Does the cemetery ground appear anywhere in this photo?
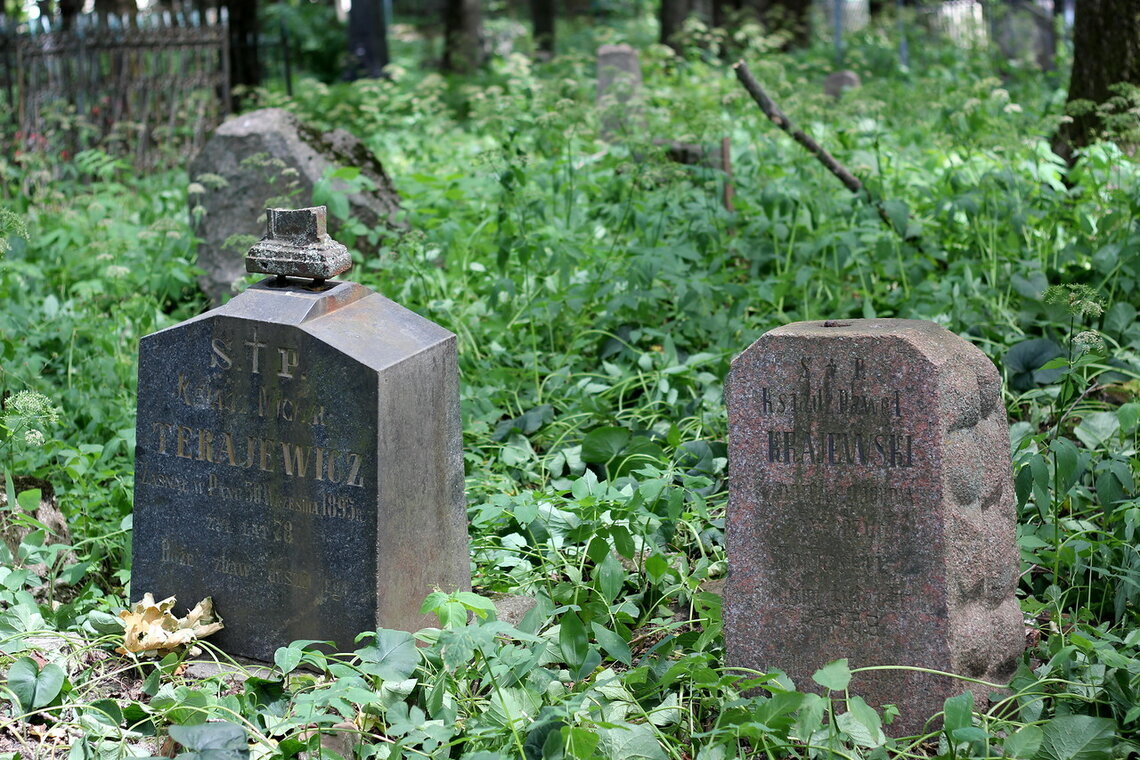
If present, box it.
[2,17,1140,760]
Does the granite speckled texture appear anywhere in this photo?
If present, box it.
[132,277,468,663]
[724,319,1021,734]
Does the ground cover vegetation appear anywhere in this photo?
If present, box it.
[1,10,1139,759]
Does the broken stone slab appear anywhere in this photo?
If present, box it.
[188,108,403,305]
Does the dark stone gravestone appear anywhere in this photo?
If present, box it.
[132,207,468,662]
[724,319,1022,734]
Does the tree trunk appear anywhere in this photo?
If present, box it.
[227,0,260,97]
[347,0,389,79]
[532,0,554,56]
[1054,0,1140,161]
[442,0,483,72]
[660,0,690,51]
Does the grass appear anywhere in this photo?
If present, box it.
[0,8,1139,758]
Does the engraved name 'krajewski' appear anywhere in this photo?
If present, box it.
[755,356,918,470]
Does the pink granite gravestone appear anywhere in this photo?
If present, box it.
[724,319,1022,734]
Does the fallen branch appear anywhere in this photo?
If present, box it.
[732,60,921,250]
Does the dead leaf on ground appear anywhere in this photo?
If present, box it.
[117,593,224,656]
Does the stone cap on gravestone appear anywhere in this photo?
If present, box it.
[724,319,1022,735]
[246,207,352,283]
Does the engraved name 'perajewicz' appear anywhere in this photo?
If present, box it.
[151,422,366,488]
[766,430,915,468]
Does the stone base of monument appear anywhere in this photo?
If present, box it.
[724,319,1023,735]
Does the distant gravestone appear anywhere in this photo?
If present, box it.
[132,206,467,662]
[823,70,861,99]
[992,1,1054,70]
[724,319,1022,734]
[596,43,643,138]
[189,108,402,305]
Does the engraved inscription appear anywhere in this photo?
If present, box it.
[757,357,919,470]
[151,422,365,488]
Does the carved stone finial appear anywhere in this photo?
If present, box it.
[245,206,351,283]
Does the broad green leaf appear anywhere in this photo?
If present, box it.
[170,721,249,756]
[843,696,885,747]
[559,612,588,669]
[165,688,209,725]
[1074,412,1120,450]
[1117,402,1140,433]
[1038,715,1115,760]
[812,659,851,692]
[1004,339,1064,390]
[942,691,973,732]
[883,199,909,235]
[455,591,497,618]
[644,553,669,582]
[562,726,600,760]
[581,427,630,464]
[1050,437,1081,494]
[609,524,635,559]
[1004,724,1043,758]
[15,489,41,514]
[86,698,123,727]
[594,553,625,604]
[273,646,302,675]
[596,722,667,760]
[7,657,65,712]
[794,692,826,740]
[591,622,631,665]
[357,629,419,681]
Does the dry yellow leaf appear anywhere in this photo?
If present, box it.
[116,593,224,655]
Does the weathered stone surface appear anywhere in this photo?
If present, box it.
[724,319,1021,734]
[823,70,861,98]
[189,108,402,304]
[132,277,468,663]
[246,207,352,281]
[596,44,643,138]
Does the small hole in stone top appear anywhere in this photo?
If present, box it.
[823,320,850,328]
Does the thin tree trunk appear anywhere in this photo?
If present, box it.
[347,0,388,79]
[532,0,554,56]
[442,0,483,72]
[1054,0,1140,161]
[227,0,260,97]
[660,0,690,51]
